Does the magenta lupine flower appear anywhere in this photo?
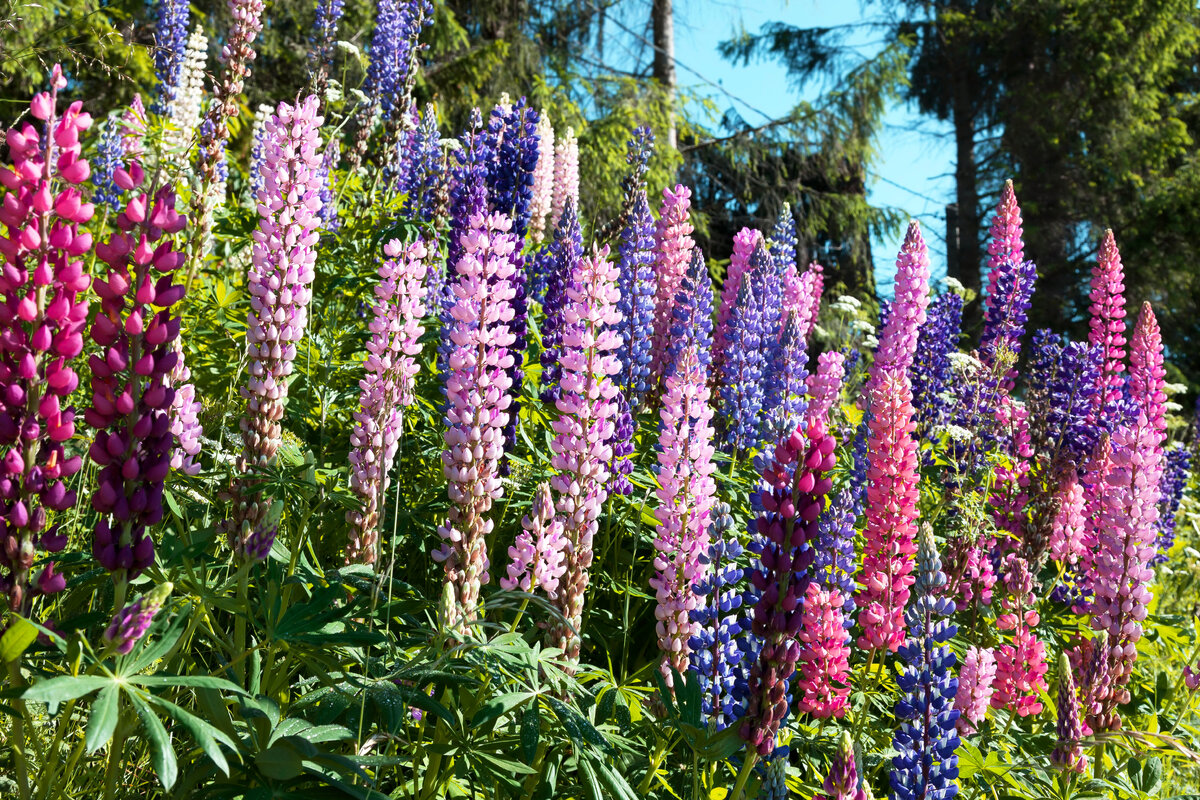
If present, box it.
[992,555,1048,717]
[103,581,172,655]
[0,66,93,613]
[346,237,429,565]
[1185,664,1200,693]
[1048,470,1086,566]
[652,341,718,682]
[713,226,762,368]
[233,96,324,554]
[528,114,554,244]
[434,212,519,627]
[548,246,622,661]
[954,645,996,734]
[816,732,866,800]
[805,351,846,432]
[548,126,578,233]
[1129,302,1167,453]
[168,352,202,475]
[89,166,189,582]
[500,481,567,597]
[795,581,851,718]
[856,369,920,653]
[1087,230,1128,424]
[1052,652,1086,773]
[865,221,931,395]
[648,185,695,385]
[985,180,1024,297]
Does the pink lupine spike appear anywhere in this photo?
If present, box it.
[713,227,762,368]
[1129,302,1166,449]
[528,113,555,244]
[547,245,623,662]
[865,221,931,395]
[789,261,825,341]
[992,555,1048,717]
[648,185,696,384]
[501,482,567,597]
[986,180,1024,299]
[651,341,718,682]
[548,125,579,233]
[805,350,846,432]
[346,237,430,565]
[955,645,997,734]
[1048,470,1086,566]
[795,582,851,719]
[434,211,520,628]
[1087,229,1127,424]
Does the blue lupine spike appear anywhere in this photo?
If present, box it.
[397,104,444,223]
[815,420,867,623]
[663,248,714,379]
[606,390,635,496]
[1155,445,1191,563]
[979,255,1037,373]
[613,132,658,410]
[485,99,539,240]
[718,274,769,453]
[539,200,583,404]
[768,203,797,276]
[152,0,190,114]
[762,311,809,436]
[364,0,433,123]
[91,120,125,211]
[910,292,963,441]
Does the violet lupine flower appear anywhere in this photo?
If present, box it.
[232,96,324,555]
[1026,332,1102,466]
[500,482,567,597]
[398,104,443,223]
[689,502,746,729]
[528,114,554,244]
[649,185,696,385]
[152,0,190,114]
[1155,445,1190,561]
[816,733,867,800]
[856,369,921,654]
[434,211,519,628]
[795,580,851,718]
[614,184,657,407]
[548,247,622,662]
[891,526,960,800]
[486,100,539,240]
[539,199,582,404]
[769,204,797,277]
[1088,229,1128,426]
[978,255,1037,389]
[806,351,846,433]
[718,274,769,453]
[985,180,1024,298]
[168,349,202,475]
[1052,652,1087,773]
[447,110,491,274]
[991,555,1048,716]
[92,120,125,211]
[910,291,962,440]
[549,126,579,233]
[606,391,634,496]
[346,238,429,565]
[865,221,931,395]
[713,227,762,370]
[308,0,346,100]
[0,67,93,613]
[601,125,654,245]
[364,0,432,123]
[762,312,809,432]
[103,582,172,655]
[653,340,718,684]
[662,249,714,380]
[740,421,837,756]
[815,422,866,621]
[248,104,273,197]
[89,170,188,582]
[954,645,996,735]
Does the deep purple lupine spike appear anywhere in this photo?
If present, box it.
[539,199,583,404]
[613,133,657,409]
[910,291,963,441]
[485,99,539,240]
[103,582,172,654]
[979,255,1037,390]
[718,273,769,453]
[1154,445,1190,563]
[606,390,634,496]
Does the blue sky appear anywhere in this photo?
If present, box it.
[667,0,956,291]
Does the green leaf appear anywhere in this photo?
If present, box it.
[592,759,640,800]
[256,741,305,780]
[85,685,120,755]
[147,695,236,776]
[23,675,110,712]
[129,691,178,789]
[521,705,540,763]
[472,691,535,727]
[130,675,249,695]
[0,617,38,662]
[577,758,603,800]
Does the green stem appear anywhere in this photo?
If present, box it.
[730,750,759,800]
[509,597,531,634]
[6,660,31,800]
[102,716,128,800]
[234,563,250,684]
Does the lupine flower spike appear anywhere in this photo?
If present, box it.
[103,582,172,654]
[1051,652,1086,773]
[689,502,745,729]
[954,646,996,734]
[992,555,1048,716]
[817,732,866,800]
[649,185,695,385]
[1087,230,1128,425]
[500,482,567,597]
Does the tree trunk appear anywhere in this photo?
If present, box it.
[951,74,979,297]
[652,0,677,149]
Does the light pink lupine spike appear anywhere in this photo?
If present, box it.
[805,351,846,432]
[434,211,520,628]
[529,113,555,244]
[955,646,997,734]
[866,220,931,395]
[795,582,851,719]
[986,179,1024,298]
[548,245,623,662]
[648,185,696,384]
[651,341,718,683]
[1129,302,1166,449]
[1048,470,1087,566]
[1087,229,1127,423]
[713,227,762,368]
[855,370,920,653]
[549,125,579,232]
[799,261,825,339]
[346,237,430,565]
[501,482,567,597]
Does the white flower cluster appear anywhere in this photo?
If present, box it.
[831,295,862,315]
[1164,382,1189,395]
[935,424,974,443]
[948,351,983,374]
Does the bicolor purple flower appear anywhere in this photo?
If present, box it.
[910,291,962,440]
[689,502,747,728]
[718,274,769,453]
[103,582,172,655]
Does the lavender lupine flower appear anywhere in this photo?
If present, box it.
[232,97,324,556]
[485,100,539,239]
[689,503,747,729]
[978,255,1037,389]
[103,582,172,655]
[153,0,190,113]
[398,104,443,223]
[614,139,657,408]
[1155,445,1191,561]
[762,312,809,433]
[364,0,433,124]
[740,421,837,756]
[0,67,93,613]
[434,211,519,628]
[539,199,582,403]
[168,349,202,475]
[308,0,346,100]
[92,120,126,211]
[346,238,428,565]
[1052,652,1086,773]
[606,391,634,496]
[663,249,715,380]
[549,248,622,662]
[500,482,567,597]
[718,275,769,453]
[910,292,963,440]
[890,526,960,800]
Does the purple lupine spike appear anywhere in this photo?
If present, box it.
[447,109,491,269]
[815,421,867,622]
[762,311,810,434]
[539,199,583,404]
[614,185,657,408]
[1154,445,1190,562]
[910,292,963,441]
[663,249,715,379]
[768,204,797,277]
[718,273,769,453]
[979,255,1037,389]
[398,104,443,223]
[689,502,747,729]
[104,582,172,654]
[486,99,539,240]
[606,390,634,496]
[92,119,126,211]
[308,0,346,100]
[152,0,190,114]
[364,0,433,124]
[317,138,341,230]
